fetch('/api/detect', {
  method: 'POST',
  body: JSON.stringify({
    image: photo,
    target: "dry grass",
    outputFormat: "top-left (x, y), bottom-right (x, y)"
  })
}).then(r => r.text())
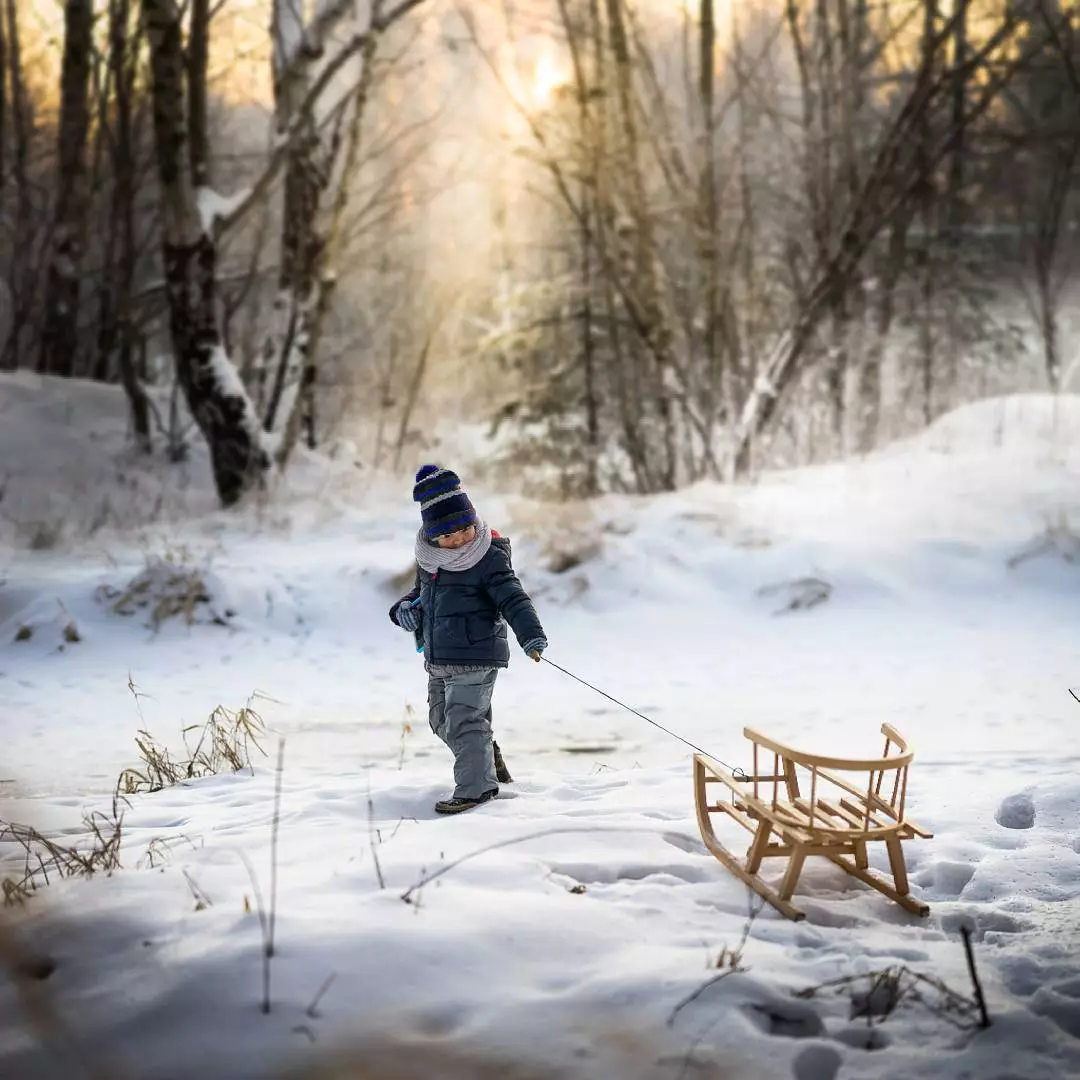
top-left (1, 796), bottom-right (125, 906)
top-left (10, 600), bottom-right (82, 649)
top-left (795, 963), bottom-right (986, 1034)
top-left (102, 549), bottom-right (233, 631)
top-left (756, 576), bottom-right (832, 614)
top-left (117, 696), bottom-right (268, 795)
top-left (1007, 511), bottom-right (1080, 568)
top-left (506, 498), bottom-right (602, 575)
top-left (386, 563), bottom-right (417, 596)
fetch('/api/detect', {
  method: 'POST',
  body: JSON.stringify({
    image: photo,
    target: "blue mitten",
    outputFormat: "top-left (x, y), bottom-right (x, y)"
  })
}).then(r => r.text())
top-left (397, 601), bottom-right (421, 632)
top-left (522, 636), bottom-right (547, 662)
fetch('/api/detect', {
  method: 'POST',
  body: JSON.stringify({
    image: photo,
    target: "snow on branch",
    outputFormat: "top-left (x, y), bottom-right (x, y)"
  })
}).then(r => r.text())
top-left (196, 186), bottom-right (253, 234)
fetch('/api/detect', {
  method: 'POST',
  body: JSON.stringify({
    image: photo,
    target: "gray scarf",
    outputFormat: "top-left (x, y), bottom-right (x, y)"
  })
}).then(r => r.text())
top-left (414, 520), bottom-right (492, 574)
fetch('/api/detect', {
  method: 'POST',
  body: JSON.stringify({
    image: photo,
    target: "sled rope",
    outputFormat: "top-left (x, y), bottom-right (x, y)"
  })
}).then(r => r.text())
top-left (540, 656), bottom-right (747, 779)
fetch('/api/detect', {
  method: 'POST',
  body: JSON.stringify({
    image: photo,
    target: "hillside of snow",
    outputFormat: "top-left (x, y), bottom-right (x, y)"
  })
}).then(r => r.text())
top-left (2, 374), bottom-right (1080, 1079)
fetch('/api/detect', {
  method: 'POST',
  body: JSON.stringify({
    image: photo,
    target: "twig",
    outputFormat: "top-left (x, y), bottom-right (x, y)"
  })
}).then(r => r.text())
top-left (400, 825), bottom-right (704, 904)
top-left (216, 0), bottom-right (428, 241)
top-left (366, 772), bottom-right (386, 890)
top-left (668, 968), bottom-right (741, 1028)
top-left (960, 927), bottom-right (991, 1028)
top-left (306, 972), bottom-right (337, 1018)
top-left (668, 891), bottom-right (761, 1025)
top-left (268, 737), bottom-right (285, 958)
top-left (260, 738), bottom-right (285, 1015)
top-left (181, 869), bottom-right (213, 910)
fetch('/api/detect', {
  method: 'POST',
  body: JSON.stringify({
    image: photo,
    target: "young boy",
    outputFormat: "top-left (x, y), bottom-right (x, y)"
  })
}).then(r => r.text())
top-left (390, 465), bottom-right (548, 815)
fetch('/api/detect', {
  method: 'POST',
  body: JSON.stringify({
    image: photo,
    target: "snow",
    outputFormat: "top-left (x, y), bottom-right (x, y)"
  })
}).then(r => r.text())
top-left (196, 185), bottom-right (253, 233)
top-left (3, 375), bottom-right (1080, 1079)
top-left (206, 344), bottom-right (269, 455)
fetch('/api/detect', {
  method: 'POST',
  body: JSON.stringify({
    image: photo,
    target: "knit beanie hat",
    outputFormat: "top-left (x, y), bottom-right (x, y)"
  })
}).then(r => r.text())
top-left (413, 464), bottom-right (479, 540)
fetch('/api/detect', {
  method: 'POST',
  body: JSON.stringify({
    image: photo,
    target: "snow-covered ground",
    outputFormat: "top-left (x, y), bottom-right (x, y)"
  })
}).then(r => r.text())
top-left (2, 373), bottom-right (1080, 1079)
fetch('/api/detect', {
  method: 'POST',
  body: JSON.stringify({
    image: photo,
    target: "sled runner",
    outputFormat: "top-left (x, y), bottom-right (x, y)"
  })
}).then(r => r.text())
top-left (693, 724), bottom-right (932, 921)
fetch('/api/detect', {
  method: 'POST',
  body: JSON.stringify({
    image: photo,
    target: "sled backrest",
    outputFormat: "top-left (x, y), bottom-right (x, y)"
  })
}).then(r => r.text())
top-left (741, 723), bottom-right (915, 835)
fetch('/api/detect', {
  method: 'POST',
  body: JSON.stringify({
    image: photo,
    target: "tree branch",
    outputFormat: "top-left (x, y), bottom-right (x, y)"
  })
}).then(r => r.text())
top-left (214, 0), bottom-right (427, 241)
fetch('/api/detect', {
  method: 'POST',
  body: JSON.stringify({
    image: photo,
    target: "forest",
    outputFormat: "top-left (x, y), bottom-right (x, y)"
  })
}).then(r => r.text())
top-left (1, 0), bottom-right (1077, 500)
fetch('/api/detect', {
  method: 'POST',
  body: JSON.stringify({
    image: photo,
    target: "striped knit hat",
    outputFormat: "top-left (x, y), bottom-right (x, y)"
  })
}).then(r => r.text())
top-left (413, 464), bottom-right (479, 540)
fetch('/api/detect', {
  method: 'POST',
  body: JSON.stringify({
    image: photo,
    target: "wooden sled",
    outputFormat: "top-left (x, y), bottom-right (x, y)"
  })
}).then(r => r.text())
top-left (694, 725), bottom-right (933, 921)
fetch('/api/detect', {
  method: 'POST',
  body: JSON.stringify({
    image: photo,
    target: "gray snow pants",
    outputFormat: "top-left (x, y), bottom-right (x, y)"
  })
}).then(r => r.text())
top-left (427, 668), bottom-right (499, 800)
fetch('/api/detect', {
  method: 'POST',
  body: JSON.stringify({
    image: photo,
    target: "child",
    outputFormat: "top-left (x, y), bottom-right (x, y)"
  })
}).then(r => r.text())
top-left (390, 465), bottom-right (548, 815)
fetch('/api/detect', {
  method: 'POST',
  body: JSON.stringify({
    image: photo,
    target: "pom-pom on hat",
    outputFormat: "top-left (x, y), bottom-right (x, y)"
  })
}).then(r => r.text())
top-left (413, 465), bottom-right (479, 540)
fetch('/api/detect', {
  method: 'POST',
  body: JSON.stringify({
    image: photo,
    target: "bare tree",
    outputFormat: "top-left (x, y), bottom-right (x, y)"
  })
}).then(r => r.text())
top-left (101, 0), bottom-right (152, 447)
top-left (728, 3), bottom-right (1026, 477)
top-left (1004, 0), bottom-right (1080, 392)
top-left (140, 0), bottom-right (268, 504)
top-left (39, 0), bottom-right (95, 379)
top-left (1, 0), bottom-right (35, 370)
top-left (137, 0), bottom-right (428, 503)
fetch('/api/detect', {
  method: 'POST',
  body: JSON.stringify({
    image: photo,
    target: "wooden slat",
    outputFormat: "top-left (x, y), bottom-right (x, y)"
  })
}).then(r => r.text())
top-left (813, 797), bottom-right (867, 830)
top-left (840, 795), bottom-right (892, 830)
top-left (714, 801), bottom-right (757, 833)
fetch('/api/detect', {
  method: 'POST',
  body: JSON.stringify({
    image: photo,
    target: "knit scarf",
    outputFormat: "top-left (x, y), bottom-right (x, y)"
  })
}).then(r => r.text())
top-left (414, 520), bottom-right (492, 574)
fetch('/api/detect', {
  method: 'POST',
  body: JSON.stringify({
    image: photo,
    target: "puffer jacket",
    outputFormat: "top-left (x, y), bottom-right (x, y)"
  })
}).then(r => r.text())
top-left (389, 536), bottom-right (545, 668)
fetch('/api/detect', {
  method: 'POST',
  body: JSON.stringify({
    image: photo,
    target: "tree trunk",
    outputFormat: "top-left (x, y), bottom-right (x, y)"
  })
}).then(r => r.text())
top-left (259, 0), bottom-right (329, 439)
top-left (946, 0), bottom-right (968, 241)
top-left (39, 0), bottom-right (95, 378)
top-left (2, 0), bottom-right (34, 370)
top-left (854, 210), bottom-right (909, 452)
top-left (141, 0), bottom-right (266, 505)
top-left (0, 1), bottom-right (6, 200)
top-left (605, 0), bottom-right (677, 490)
top-left (105, 0), bottom-right (151, 447)
top-left (698, 0), bottom-right (722, 465)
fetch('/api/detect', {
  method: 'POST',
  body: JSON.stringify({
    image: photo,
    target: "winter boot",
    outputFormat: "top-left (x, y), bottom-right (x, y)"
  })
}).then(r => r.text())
top-left (492, 740), bottom-right (513, 785)
top-left (434, 789), bottom-right (498, 815)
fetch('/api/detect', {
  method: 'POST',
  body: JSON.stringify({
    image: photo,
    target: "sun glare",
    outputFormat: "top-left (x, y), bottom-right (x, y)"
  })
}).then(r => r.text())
top-left (531, 49), bottom-right (569, 109)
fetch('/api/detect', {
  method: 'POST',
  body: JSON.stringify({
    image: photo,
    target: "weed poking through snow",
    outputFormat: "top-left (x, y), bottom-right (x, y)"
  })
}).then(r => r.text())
top-left (794, 939), bottom-right (991, 1038)
top-left (756, 576), bottom-right (832, 614)
top-left (102, 549), bottom-right (234, 631)
top-left (117, 691), bottom-right (269, 795)
top-left (1, 795), bottom-right (125, 905)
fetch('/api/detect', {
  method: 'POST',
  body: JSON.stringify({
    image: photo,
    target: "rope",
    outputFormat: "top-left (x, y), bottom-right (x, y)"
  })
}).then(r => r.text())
top-left (540, 656), bottom-right (747, 780)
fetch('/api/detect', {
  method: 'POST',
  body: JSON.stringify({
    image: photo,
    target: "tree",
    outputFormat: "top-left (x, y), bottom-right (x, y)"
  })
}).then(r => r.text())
top-left (137, 0), bottom-right (426, 504)
top-left (38, 0), bottom-right (94, 378)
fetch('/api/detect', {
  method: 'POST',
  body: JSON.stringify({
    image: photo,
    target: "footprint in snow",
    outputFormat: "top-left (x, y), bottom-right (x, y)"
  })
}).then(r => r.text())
top-left (1031, 982), bottom-right (1080, 1040)
top-left (912, 858), bottom-right (977, 898)
top-left (831, 1025), bottom-right (889, 1051)
top-left (409, 1003), bottom-right (472, 1037)
top-left (661, 832), bottom-right (708, 857)
top-left (743, 1000), bottom-right (824, 1040)
top-left (939, 908), bottom-right (1032, 942)
top-left (792, 1045), bottom-right (843, 1080)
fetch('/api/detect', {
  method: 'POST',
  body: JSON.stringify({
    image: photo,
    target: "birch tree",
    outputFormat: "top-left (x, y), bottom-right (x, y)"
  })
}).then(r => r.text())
top-left (138, 0), bottom-right (426, 504)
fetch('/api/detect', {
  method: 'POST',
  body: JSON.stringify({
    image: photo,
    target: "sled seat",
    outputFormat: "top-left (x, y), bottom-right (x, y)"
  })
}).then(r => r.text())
top-left (694, 724), bottom-right (932, 921)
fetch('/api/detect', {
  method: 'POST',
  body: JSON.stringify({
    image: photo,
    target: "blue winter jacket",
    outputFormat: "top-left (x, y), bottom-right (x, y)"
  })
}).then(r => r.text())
top-left (389, 537), bottom-right (545, 668)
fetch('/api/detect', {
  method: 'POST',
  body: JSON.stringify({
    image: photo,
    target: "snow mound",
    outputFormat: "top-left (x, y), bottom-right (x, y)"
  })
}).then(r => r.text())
top-left (102, 554), bottom-right (235, 632)
top-left (913, 392), bottom-right (1080, 455)
top-left (0, 371), bottom-right (217, 548)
